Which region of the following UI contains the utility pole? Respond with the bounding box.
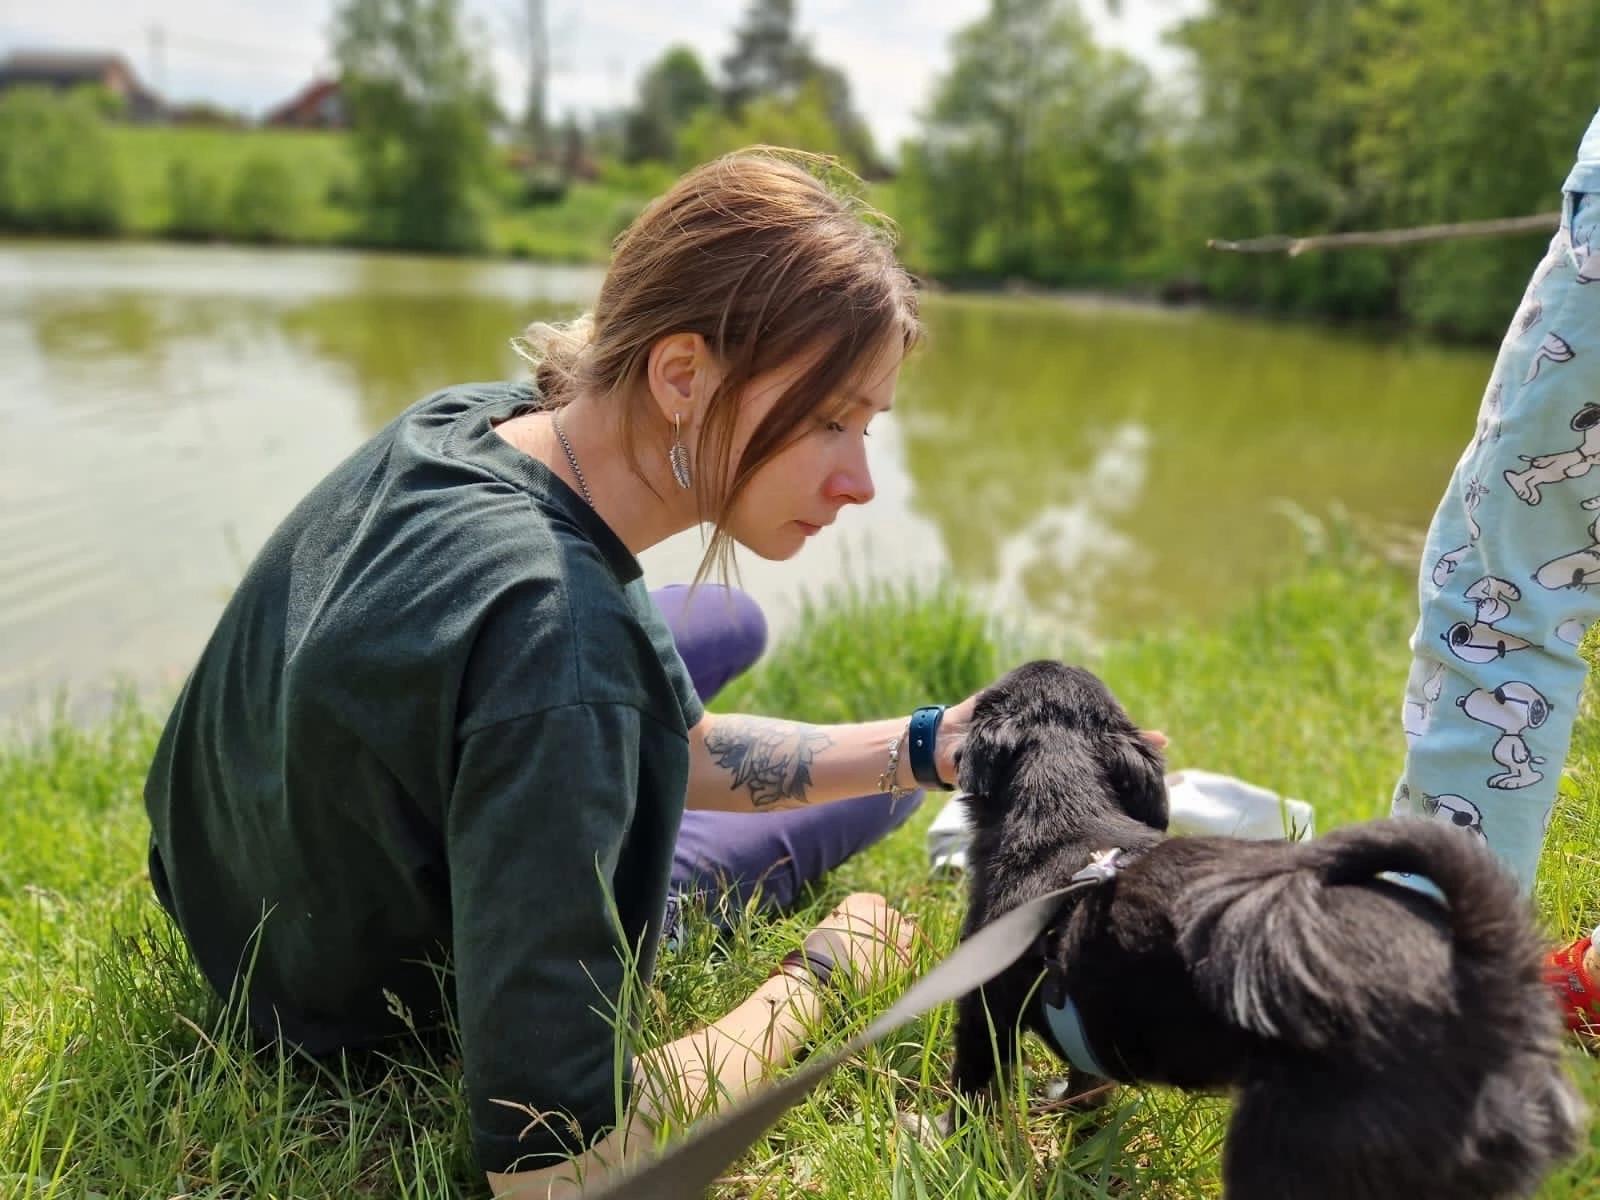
[524,0,548,160]
[147,24,166,96]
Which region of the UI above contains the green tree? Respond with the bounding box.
[225,155,307,243]
[675,78,842,170]
[1162,0,1600,337]
[720,0,812,114]
[622,46,717,164]
[717,0,879,170]
[900,0,1156,283]
[333,0,499,252]
[1163,0,1395,318]
[0,87,125,235]
[164,159,224,239]
[1344,0,1600,337]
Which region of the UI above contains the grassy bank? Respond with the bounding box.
[21,126,926,273]
[87,125,646,262]
[1,546,1596,1196]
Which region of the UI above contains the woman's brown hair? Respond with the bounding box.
[514,147,922,581]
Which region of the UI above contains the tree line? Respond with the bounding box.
[5,0,1599,341]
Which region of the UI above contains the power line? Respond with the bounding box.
[153,28,320,69]
[0,23,319,69]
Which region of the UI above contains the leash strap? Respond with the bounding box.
[589,877,1100,1199]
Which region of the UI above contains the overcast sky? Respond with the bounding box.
[0,0,1202,151]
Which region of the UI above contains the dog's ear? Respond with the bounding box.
[955,710,1026,811]
[1103,731,1168,831]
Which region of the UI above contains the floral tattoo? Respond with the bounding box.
[704,718,834,808]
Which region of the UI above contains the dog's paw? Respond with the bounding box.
[896,1106,956,1148]
[1034,1071,1116,1112]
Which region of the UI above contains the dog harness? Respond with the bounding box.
[1037,848,1136,1078]
[1036,853,1450,1079]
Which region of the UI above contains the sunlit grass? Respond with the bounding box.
[1,538,1596,1196]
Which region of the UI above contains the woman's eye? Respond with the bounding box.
[826,420,847,434]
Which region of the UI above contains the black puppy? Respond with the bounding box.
[950,660,1585,1200]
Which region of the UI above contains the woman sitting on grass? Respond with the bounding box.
[143,150,1024,1195]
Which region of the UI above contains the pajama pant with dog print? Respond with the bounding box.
[1395,107,1600,893]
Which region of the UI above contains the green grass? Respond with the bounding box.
[2,543,1596,1196]
[489,182,651,265]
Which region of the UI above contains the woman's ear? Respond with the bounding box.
[645,332,720,428]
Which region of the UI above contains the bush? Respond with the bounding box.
[164,159,224,239]
[0,87,126,234]
[224,154,305,243]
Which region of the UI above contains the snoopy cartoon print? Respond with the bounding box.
[1574,229,1600,285]
[1402,660,1447,743]
[1522,331,1575,387]
[1422,791,1488,841]
[1534,495,1600,592]
[1457,681,1551,790]
[1504,401,1600,505]
[1431,478,1490,587]
[1442,576,1531,663]
[1473,381,1504,451]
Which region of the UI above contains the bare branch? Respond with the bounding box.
[1208,212,1561,257]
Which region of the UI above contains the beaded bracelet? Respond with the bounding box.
[876,726,917,805]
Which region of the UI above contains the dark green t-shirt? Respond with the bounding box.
[144,380,704,1173]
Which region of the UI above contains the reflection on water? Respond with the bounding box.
[0,240,1497,715]
[983,422,1149,635]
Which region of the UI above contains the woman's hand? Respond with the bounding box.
[932,692,1168,789]
[795,892,916,992]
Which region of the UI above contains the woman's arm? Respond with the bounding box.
[684,703,972,813]
[487,971,817,1197]
[485,893,911,1197]
[684,703,1168,814]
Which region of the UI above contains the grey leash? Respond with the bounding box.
[589,852,1130,1200]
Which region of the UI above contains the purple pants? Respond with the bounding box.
[652,585,924,938]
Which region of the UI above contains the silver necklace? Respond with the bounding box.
[550,409,593,508]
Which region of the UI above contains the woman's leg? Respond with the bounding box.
[652,584,925,938]
[652,584,770,704]
[669,790,925,929]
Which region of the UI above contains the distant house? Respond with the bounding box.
[264,78,347,130]
[0,50,164,120]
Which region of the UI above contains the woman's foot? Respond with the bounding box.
[1545,929,1600,1034]
[784,892,916,994]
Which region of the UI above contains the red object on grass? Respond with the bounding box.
[1545,933,1600,1034]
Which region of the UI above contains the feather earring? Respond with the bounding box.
[669,412,693,490]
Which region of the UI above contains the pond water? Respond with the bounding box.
[0,239,1497,716]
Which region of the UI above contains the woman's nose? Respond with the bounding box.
[827,456,875,506]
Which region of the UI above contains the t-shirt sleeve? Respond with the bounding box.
[629,580,705,729]
[447,703,643,1174]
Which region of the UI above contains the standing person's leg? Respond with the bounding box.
[1396,185,1600,889]
[1395,114,1600,1030]
[653,584,925,939]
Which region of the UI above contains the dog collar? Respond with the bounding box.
[1038,847,1137,1078]
[1038,856,1443,1079]
[1042,992,1112,1077]
[1374,870,1447,906]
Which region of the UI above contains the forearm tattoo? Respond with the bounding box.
[703,717,835,808]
